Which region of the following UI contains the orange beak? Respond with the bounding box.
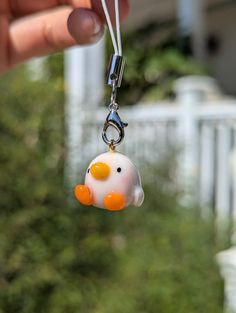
[90,162,110,180]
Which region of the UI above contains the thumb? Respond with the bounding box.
[67,8,104,45]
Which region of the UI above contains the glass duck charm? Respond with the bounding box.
[74,151,144,211]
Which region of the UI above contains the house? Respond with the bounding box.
[126,0,236,95]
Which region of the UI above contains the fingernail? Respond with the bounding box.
[89,13,104,43]
[90,29,104,43]
[67,9,103,45]
[91,14,102,35]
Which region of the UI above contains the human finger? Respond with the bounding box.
[9,6,103,67]
[10,0,130,24]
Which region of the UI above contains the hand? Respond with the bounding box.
[0,0,129,74]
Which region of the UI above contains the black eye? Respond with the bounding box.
[117,167,122,173]
[87,168,90,173]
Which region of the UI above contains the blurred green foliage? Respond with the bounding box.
[108,22,207,105]
[0,43,222,312]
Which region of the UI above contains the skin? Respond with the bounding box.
[0,0,130,74]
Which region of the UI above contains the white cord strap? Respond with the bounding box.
[101,0,122,56]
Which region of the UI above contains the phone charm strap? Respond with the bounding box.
[74,1,145,211]
[101,0,127,151]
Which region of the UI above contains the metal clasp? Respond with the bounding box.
[102,109,128,148]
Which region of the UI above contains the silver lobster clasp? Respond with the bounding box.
[102,109,128,147]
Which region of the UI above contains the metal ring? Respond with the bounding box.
[109,101,118,111]
[109,140,116,151]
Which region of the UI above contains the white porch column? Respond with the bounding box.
[177,0,207,61]
[217,247,236,313]
[64,37,105,185]
[175,77,199,204]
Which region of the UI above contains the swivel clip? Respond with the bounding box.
[102,109,128,148]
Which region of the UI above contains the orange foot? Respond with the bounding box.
[74,185,93,206]
[104,192,126,211]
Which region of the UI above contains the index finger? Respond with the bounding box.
[11,0,130,23]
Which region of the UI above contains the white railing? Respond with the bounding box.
[79,103,178,162]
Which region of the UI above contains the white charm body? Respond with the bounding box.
[75,151,144,211]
